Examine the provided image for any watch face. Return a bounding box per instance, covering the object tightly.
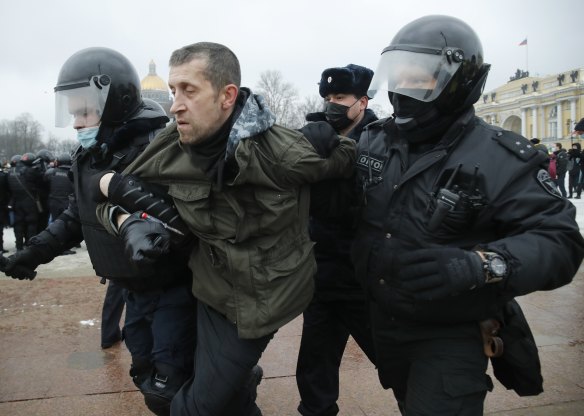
[490,257,507,276]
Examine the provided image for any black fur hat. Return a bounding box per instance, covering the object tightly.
[318,64,374,98]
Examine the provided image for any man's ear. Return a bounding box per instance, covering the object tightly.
[359,96,369,110]
[221,84,239,109]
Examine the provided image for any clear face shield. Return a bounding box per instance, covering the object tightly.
[367,46,464,102]
[54,75,111,127]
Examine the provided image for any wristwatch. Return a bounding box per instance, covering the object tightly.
[476,251,508,284]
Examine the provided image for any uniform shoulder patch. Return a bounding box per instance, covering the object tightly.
[492,132,538,161]
[536,169,562,198]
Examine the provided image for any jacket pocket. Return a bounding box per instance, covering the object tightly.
[250,235,316,324]
[168,183,215,234]
[255,235,314,282]
[442,373,490,398]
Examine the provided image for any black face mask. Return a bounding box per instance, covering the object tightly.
[389,91,457,144]
[390,90,434,118]
[324,101,357,131]
[390,91,439,132]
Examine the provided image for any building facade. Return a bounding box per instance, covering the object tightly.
[475,68,584,149]
[141,60,173,119]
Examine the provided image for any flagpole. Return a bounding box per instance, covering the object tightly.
[526,37,529,74]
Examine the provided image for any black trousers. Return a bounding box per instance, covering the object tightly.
[370,303,491,416]
[296,295,376,416]
[101,280,125,346]
[124,283,197,371]
[171,302,273,416]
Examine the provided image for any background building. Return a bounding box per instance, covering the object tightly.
[140,60,173,119]
[475,68,584,149]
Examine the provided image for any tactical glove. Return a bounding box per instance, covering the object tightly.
[299,121,340,158]
[305,112,328,123]
[1,249,42,280]
[118,211,171,270]
[397,247,485,301]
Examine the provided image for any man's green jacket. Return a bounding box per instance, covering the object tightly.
[98,91,356,338]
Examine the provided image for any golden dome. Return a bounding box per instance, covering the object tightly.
[141,60,167,91]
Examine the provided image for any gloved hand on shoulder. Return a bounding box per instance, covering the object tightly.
[299,121,340,158]
[305,112,328,123]
[397,247,485,301]
[118,211,171,270]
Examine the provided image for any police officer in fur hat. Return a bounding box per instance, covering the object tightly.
[307,64,377,140]
[296,64,379,416]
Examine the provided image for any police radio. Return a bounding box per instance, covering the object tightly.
[428,164,461,231]
[428,164,483,231]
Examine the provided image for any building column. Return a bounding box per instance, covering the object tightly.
[521,108,527,137]
[570,98,577,130]
[557,101,563,138]
[531,107,538,138]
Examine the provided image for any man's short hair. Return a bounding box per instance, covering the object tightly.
[169,42,241,92]
[318,64,374,98]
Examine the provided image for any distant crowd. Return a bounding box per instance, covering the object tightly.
[530,139,584,199]
[0,150,75,254]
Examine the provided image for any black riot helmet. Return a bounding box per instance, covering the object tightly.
[36,149,54,163]
[56,153,72,166]
[368,15,490,129]
[10,155,21,166]
[54,47,143,127]
[20,152,37,166]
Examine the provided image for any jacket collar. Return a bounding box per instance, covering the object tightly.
[225,87,276,159]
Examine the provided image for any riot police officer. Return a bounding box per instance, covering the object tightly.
[7,152,43,250]
[44,152,75,254]
[351,15,584,414]
[1,47,196,416]
[35,149,54,230]
[45,152,73,221]
[0,167,9,253]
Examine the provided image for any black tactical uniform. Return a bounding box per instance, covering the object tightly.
[7,154,43,250]
[351,15,584,414]
[0,169,9,253]
[45,153,73,221]
[1,47,196,416]
[35,149,54,231]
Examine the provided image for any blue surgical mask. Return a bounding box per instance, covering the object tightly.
[76,126,100,149]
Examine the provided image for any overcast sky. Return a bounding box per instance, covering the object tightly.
[1,0,582,142]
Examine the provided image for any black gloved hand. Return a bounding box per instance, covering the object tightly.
[1,249,41,280]
[299,121,340,158]
[305,112,328,123]
[397,247,485,301]
[118,211,171,270]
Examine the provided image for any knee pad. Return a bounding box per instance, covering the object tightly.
[140,364,187,416]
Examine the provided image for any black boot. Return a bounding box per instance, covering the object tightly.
[129,357,153,389]
[141,362,188,416]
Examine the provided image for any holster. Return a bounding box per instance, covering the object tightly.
[489,299,544,396]
[479,318,504,357]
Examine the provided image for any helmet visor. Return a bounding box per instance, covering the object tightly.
[368,48,463,102]
[54,80,110,127]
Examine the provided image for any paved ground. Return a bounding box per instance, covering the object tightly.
[1,193,584,415]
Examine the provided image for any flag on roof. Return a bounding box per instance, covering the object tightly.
[519,38,527,46]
